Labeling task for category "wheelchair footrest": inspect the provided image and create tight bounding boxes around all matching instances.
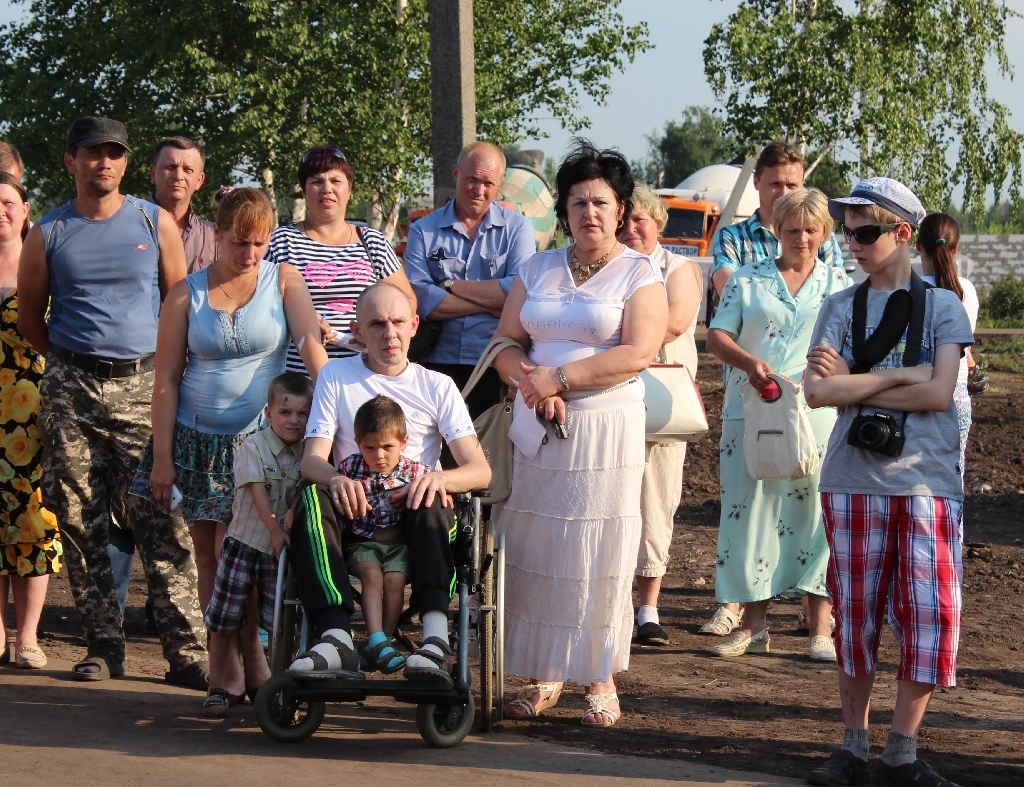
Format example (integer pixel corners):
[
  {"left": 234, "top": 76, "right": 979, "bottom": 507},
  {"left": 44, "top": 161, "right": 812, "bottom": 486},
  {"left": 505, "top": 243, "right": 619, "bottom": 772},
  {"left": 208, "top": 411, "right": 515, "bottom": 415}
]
[{"left": 287, "top": 674, "right": 470, "bottom": 705}]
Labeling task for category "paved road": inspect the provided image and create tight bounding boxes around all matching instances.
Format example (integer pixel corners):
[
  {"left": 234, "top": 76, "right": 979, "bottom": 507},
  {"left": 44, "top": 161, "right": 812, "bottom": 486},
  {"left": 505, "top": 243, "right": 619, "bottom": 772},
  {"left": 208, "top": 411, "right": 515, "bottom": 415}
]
[{"left": 2, "top": 659, "right": 802, "bottom": 786}]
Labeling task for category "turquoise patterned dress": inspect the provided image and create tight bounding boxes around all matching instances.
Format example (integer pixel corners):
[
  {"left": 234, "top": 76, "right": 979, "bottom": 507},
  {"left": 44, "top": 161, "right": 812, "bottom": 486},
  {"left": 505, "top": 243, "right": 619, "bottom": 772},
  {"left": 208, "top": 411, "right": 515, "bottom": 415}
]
[{"left": 709, "top": 258, "right": 851, "bottom": 603}]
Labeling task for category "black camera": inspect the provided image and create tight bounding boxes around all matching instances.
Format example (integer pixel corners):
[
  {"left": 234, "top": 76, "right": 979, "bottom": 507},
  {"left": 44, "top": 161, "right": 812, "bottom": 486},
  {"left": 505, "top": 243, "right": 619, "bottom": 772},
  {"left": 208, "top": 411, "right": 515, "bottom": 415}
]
[{"left": 847, "top": 412, "right": 906, "bottom": 457}]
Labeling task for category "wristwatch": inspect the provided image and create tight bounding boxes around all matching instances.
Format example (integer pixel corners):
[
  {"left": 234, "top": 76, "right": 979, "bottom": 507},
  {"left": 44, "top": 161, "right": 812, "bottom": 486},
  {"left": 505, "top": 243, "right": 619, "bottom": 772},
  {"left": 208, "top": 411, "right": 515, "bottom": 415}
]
[{"left": 443, "top": 278, "right": 455, "bottom": 293}]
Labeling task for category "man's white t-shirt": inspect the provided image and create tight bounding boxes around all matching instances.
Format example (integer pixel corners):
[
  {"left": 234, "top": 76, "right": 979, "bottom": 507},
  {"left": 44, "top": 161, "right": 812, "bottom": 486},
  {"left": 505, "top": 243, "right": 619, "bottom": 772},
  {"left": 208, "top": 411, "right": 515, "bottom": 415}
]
[{"left": 305, "top": 355, "right": 476, "bottom": 467}]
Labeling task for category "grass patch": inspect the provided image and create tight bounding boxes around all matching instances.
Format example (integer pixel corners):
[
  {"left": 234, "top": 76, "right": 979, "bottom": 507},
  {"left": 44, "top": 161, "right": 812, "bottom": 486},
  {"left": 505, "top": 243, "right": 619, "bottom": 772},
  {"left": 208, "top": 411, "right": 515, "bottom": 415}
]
[{"left": 974, "top": 336, "right": 1024, "bottom": 373}]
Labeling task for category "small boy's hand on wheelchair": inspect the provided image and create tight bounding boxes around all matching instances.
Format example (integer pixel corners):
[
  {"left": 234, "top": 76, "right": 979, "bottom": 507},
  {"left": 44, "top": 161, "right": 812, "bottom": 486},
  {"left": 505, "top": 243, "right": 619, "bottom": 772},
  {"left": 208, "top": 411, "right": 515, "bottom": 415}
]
[{"left": 271, "top": 527, "right": 290, "bottom": 559}]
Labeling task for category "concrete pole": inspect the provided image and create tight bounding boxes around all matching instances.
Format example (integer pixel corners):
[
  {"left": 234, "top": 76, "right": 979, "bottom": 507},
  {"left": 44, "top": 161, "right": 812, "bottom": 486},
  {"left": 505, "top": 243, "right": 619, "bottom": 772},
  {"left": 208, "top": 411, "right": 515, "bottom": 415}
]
[{"left": 430, "top": 0, "right": 476, "bottom": 208}]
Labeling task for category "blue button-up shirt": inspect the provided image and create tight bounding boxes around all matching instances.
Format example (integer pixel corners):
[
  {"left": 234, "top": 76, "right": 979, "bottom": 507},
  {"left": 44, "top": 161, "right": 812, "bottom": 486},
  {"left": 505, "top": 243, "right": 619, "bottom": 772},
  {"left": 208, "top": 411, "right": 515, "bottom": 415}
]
[
  {"left": 711, "top": 210, "right": 844, "bottom": 278},
  {"left": 404, "top": 200, "right": 536, "bottom": 365}
]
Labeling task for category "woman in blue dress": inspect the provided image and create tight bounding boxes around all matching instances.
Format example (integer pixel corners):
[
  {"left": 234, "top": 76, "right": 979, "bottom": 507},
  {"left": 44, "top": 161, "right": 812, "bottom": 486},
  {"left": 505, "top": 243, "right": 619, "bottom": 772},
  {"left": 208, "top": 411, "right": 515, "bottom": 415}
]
[
  {"left": 135, "top": 188, "right": 327, "bottom": 697},
  {"left": 706, "top": 188, "right": 850, "bottom": 662}
]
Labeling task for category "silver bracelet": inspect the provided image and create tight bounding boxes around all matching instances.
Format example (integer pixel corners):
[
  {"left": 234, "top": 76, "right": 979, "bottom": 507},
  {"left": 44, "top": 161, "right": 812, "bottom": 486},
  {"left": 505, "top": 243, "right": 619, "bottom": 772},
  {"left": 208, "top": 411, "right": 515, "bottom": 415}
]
[{"left": 556, "top": 366, "right": 570, "bottom": 392}]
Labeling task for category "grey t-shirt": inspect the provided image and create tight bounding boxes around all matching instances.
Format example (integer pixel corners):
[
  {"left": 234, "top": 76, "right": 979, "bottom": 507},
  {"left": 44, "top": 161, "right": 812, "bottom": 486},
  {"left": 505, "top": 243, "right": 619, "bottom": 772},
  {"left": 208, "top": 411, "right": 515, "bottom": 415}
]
[{"left": 809, "top": 282, "right": 974, "bottom": 501}]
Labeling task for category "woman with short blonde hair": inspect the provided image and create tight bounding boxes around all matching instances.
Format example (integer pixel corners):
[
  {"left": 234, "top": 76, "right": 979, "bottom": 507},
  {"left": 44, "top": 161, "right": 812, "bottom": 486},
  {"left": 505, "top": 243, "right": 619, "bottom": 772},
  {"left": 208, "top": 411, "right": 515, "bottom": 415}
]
[{"left": 704, "top": 187, "right": 848, "bottom": 661}]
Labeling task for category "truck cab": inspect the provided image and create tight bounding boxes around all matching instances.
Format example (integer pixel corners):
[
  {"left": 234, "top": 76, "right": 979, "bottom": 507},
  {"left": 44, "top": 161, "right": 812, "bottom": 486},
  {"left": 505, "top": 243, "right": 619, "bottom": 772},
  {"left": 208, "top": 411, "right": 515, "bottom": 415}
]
[{"left": 654, "top": 192, "right": 721, "bottom": 258}]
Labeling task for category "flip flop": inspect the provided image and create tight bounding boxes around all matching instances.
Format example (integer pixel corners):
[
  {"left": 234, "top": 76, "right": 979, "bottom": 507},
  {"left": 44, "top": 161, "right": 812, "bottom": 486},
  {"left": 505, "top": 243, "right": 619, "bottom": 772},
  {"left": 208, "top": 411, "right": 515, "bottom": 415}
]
[{"left": 72, "top": 655, "right": 125, "bottom": 682}]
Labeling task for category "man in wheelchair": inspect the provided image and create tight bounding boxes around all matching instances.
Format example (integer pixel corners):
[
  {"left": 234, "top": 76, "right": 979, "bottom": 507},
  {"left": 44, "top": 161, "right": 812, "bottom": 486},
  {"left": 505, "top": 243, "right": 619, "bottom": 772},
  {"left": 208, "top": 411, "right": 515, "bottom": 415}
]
[{"left": 287, "top": 283, "right": 491, "bottom": 686}]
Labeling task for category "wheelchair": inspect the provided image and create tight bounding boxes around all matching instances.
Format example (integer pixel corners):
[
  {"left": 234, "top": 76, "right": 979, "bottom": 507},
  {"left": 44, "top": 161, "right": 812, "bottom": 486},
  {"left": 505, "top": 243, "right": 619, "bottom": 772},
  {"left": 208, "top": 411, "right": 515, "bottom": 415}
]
[{"left": 254, "top": 490, "right": 507, "bottom": 748}]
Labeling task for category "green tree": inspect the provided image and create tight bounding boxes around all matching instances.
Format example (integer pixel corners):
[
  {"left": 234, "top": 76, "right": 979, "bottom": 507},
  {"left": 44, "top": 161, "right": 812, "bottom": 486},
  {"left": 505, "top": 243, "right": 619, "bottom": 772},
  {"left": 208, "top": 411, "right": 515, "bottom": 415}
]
[
  {"left": 0, "top": 0, "right": 648, "bottom": 221},
  {"left": 703, "top": 0, "right": 1024, "bottom": 218},
  {"left": 634, "top": 106, "right": 738, "bottom": 187}
]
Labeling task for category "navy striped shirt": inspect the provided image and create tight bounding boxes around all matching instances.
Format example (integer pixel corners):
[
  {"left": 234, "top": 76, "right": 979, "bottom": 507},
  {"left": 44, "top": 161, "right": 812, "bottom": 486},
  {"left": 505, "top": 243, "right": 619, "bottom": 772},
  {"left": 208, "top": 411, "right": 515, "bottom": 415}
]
[{"left": 265, "top": 224, "right": 402, "bottom": 374}]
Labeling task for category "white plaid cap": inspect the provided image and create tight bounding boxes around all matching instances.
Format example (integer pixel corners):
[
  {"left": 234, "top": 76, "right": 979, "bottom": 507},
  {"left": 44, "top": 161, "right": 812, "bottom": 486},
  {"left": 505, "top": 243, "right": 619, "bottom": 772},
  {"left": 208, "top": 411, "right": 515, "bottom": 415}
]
[{"left": 828, "top": 177, "right": 926, "bottom": 226}]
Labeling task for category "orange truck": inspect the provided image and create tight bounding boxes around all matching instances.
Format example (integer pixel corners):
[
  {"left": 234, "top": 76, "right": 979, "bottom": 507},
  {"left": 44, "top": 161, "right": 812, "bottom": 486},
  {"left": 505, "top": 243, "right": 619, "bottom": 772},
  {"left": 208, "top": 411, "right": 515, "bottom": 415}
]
[{"left": 653, "top": 191, "right": 722, "bottom": 258}]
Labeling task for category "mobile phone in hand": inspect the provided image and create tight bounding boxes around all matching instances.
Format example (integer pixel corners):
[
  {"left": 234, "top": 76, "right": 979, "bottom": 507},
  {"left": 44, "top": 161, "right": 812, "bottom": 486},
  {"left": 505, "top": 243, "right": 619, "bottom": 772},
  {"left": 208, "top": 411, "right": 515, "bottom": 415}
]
[{"left": 550, "top": 414, "right": 570, "bottom": 439}]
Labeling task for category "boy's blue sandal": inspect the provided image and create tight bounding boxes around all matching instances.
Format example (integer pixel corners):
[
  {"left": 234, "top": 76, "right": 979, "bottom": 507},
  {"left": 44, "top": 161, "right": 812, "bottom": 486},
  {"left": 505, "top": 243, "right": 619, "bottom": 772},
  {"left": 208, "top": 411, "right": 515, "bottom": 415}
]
[{"left": 360, "top": 637, "right": 406, "bottom": 675}]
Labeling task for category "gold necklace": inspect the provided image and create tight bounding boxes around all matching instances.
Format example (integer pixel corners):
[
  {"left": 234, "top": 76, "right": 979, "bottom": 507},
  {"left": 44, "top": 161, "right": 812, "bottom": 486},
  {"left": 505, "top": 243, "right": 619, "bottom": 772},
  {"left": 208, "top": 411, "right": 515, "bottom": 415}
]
[
  {"left": 211, "top": 263, "right": 258, "bottom": 302},
  {"left": 568, "top": 243, "right": 616, "bottom": 282}
]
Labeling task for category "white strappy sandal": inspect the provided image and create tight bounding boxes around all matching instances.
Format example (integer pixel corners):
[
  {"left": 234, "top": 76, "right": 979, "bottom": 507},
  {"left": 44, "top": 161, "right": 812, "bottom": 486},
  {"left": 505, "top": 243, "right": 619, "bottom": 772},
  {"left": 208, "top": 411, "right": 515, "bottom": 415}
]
[
  {"left": 504, "top": 682, "right": 563, "bottom": 718},
  {"left": 699, "top": 606, "right": 743, "bottom": 636},
  {"left": 581, "top": 692, "right": 620, "bottom": 728}
]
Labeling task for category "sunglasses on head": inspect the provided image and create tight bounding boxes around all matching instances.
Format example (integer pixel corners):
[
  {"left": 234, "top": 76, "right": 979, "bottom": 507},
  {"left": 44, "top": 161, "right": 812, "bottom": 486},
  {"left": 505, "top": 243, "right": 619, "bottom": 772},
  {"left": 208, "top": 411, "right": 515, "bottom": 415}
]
[
  {"left": 302, "top": 146, "right": 347, "bottom": 164},
  {"left": 840, "top": 222, "right": 902, "bottom": 245}
]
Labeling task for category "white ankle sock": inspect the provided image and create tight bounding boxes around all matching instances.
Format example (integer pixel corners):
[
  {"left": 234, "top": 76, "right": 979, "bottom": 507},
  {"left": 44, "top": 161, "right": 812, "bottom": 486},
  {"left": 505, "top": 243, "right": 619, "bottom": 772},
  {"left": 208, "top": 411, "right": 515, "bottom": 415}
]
[
  {"left": 406, "top": 610, "right": 449, "bottom": 669},
  {"left": 289, "top": 628, "right": 353, "bottom": 672},
  {"left": 638, "top": 605, "right": 659, "bottom": 627}
]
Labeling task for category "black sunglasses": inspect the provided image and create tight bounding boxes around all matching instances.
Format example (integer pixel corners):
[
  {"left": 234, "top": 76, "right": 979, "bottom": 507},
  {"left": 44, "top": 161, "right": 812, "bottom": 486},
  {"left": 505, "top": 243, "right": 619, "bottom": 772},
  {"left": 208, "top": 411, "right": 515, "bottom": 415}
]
[
  {"left": 302, "top": 146, "right": 347, "bottom": 164},
  {"left": 840, "top": 222, "right": 902, "bottom": 245}
]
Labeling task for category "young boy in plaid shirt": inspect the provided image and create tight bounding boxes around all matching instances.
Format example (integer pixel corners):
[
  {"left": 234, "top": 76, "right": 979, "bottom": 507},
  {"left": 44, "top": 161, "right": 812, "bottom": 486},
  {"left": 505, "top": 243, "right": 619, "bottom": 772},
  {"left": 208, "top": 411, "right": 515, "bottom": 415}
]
[
  {"left": 340, "top": 395, "right": 430, "bottom": 674},
  {"left": 202, "top": 373, "right": 313, "bottom": 716},
  {"left": 803, "top": 179, "right": 973, "bottom": 787}
]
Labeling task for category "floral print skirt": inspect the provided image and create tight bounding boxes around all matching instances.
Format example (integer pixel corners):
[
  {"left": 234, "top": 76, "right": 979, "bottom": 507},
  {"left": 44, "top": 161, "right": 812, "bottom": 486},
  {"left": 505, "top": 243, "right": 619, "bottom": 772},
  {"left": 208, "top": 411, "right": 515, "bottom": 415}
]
[
  {"left": 0, "top": 289, "right": 61, "bottom": 577},
  {"left": 714, "top": 408, "right": 837, "bottom": 604},
  {"left": 131, "top": 422, "right": 257, "bottom": 525}
]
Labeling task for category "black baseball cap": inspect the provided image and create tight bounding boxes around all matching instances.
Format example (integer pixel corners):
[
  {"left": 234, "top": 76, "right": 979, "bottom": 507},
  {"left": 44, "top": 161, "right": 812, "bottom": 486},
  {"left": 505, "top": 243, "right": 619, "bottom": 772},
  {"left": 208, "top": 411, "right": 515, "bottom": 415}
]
[{"left": 66, "top": 117, "right": 131, "bottom": 153}]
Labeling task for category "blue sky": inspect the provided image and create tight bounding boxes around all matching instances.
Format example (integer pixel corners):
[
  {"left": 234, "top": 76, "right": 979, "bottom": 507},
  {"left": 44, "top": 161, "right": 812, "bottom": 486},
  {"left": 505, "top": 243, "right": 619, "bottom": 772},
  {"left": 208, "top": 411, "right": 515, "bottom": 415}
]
[{"left": 3, "top": 0, "right": 1023, "bottom": 191}]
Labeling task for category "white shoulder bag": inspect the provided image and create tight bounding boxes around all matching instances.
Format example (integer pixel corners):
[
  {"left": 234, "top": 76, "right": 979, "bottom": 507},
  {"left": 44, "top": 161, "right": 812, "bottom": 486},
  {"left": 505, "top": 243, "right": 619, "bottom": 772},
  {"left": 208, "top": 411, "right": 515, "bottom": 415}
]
[
  {"left": 639, "top": 364, "right": 708, "bottom": 443},
  {"left": 740, "top": 373, "right": 819, "bottom": 480}
]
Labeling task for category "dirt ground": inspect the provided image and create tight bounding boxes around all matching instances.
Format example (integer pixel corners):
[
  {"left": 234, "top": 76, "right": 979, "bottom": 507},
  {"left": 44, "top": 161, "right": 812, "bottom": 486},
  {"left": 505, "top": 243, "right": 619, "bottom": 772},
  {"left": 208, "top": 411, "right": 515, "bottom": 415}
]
[{"left": 6, "top": 348, "right": 1023, "bottom": 786}]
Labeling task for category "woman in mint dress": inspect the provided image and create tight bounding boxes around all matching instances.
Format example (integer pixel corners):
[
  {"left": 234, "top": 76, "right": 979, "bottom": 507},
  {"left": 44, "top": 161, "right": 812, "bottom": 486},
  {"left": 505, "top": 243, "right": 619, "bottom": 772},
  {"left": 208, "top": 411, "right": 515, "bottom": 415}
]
[{"left": 706, "top": 188, "right": 851, "bottom": 662}]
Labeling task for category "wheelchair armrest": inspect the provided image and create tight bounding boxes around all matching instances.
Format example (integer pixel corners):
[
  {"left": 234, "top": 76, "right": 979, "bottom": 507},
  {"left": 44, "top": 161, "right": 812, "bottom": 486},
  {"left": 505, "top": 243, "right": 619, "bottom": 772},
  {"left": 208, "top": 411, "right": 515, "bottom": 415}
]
[{"left": 470, "top": 489, "right": 490, "bottom": 499}]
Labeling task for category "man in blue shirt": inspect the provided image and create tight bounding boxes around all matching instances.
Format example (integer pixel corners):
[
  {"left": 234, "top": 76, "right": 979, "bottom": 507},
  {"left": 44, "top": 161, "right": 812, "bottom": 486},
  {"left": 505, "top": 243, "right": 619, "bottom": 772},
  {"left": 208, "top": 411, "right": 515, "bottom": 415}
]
[
  {"left": 404, "top": 142, "right": 536, "bottom": 417},
  {"left": 711, "top": 142, "right": 845, "bottom": 298}
]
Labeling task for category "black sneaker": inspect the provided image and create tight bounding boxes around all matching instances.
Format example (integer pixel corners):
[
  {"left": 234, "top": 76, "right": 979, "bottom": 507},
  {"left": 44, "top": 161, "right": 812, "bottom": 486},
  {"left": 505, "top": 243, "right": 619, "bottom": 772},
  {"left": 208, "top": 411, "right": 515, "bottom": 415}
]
[
  {"left": 875, "top": 759, "right": 960, "bottom": 787},
  {"left": 633, "top": 622, "right": 669, "bottom": 645},
  {"left": 807, "top": 749, "right": 872, "bottom": 786}
]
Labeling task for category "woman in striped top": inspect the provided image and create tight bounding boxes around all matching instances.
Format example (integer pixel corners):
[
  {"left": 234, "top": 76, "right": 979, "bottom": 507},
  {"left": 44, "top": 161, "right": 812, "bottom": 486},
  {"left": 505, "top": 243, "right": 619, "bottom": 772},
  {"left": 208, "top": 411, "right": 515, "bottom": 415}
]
[{"left": 266, "top": 146, "right": 417, "bottom": 374}]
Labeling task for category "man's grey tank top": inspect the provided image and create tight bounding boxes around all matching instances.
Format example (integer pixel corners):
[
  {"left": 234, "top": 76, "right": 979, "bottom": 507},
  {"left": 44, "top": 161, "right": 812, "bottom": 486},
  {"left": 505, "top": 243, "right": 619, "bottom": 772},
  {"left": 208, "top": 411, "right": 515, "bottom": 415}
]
[{"left": 38, "top": 195, "right": 162, "bottom": 359}]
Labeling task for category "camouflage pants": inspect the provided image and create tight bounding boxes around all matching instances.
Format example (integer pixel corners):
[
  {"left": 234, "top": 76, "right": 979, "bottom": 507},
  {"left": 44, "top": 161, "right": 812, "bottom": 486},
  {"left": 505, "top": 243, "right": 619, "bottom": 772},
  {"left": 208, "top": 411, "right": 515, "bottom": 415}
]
[{"left": 38, "top": 355, "right": 207, "bottom": 668}]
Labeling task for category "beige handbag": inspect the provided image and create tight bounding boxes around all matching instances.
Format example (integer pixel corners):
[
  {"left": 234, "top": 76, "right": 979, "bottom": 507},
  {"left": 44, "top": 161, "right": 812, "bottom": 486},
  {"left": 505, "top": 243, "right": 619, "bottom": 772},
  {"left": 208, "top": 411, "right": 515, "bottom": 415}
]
[
  {"left": 639, "top": 364, "right": 708, "bottom": 443},
  {"left": 740, "top": 373, "right": 819, "bottom": 481},
  {"left": 460, "top": 336, "right": 524, "bottom": 505}
]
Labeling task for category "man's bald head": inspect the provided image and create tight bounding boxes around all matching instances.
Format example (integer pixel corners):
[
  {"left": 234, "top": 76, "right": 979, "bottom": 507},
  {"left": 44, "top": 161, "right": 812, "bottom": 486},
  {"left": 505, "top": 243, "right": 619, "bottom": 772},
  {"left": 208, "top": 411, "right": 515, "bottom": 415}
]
[
  {"left": 457, "top": 141, "right": 505, "bottom": 172},
  {"left": 355, "top": 282, "right": 414, "bottom": 322},
  {"left": 453, "top": 142, "right": 506, "bottom": 221}
]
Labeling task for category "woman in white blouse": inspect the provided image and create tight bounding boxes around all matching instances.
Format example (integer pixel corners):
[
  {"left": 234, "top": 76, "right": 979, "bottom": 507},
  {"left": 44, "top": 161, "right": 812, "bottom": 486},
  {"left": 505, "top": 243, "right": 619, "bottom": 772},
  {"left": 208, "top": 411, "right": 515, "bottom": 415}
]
[{"left": 490, "top": 140, "right": 667, "bottom": 728}]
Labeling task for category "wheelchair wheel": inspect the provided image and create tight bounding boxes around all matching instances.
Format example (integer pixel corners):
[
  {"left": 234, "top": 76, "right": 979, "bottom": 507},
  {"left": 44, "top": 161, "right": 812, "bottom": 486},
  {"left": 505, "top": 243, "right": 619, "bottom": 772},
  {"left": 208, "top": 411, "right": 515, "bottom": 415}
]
[
  {"left": 255, "top": 672, "right": 326, "bottom": 743},
  {"left": 270, "top": 560, "right": 298, "bottom": 675},
  {"left": 494, "top": 532, "right": 506, "bottom": 722},
  {"left": 478, "top": 520, "right": 495, "bottom": 731},
  {"left": 416, "top": 693, "right": 475, "bottom": 748}
]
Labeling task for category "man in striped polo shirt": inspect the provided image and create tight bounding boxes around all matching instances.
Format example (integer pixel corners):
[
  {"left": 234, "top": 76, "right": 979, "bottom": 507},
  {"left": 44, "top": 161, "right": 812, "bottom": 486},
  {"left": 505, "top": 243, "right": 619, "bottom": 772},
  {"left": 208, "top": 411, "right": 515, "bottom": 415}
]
[{"left": 711, "top": 142, "right": 845, "bottom": 298}]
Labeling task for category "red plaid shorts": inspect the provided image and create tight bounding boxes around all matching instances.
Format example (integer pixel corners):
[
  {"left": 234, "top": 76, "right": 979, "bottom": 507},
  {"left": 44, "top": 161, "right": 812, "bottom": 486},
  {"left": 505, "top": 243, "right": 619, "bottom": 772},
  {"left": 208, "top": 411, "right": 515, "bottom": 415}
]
[{"left": 822, "top": 494, "right": 963, "bottom": 687}]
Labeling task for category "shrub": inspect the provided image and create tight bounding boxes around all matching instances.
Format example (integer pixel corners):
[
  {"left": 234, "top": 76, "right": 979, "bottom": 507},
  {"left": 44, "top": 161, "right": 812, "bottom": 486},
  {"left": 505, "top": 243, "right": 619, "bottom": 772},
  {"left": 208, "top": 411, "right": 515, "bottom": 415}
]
[{"left": 979, "top": 274, "right": 1024, "bottom": 327}]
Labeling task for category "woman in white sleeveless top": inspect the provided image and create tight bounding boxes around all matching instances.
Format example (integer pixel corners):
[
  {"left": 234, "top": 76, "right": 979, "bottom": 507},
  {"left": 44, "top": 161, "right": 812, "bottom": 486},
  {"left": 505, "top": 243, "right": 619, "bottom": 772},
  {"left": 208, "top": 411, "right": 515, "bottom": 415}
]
[
  {"left": 490, "top": 141, "right": 667, "bottom": 727},
  {"left": 617, "top": 186, "right": 703, "bottom": 646}
]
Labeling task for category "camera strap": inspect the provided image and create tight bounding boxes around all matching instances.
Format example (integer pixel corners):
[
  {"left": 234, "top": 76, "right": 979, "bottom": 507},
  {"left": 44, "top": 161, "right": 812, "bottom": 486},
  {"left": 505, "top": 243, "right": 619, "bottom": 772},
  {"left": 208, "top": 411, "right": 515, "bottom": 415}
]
[
  {"left": 851, "top": 270, "right": 931, "bottom": 427},
  {"left": 850, "top": 270, "right": 932, "bottom": 373}
]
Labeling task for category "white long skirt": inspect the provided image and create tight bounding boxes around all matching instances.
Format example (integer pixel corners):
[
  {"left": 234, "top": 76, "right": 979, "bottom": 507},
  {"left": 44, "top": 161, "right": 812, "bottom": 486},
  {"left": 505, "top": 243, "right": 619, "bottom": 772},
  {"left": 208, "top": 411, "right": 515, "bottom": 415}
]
[{"left": 495, "top": 382, "right": 646, "bottom": 685}]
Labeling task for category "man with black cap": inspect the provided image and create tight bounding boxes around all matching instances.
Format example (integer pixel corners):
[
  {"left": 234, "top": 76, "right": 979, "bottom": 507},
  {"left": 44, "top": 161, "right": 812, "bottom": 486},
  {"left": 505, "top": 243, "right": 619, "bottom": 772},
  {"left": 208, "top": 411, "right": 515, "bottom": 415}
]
[{"left": 17, "top": 117, "right": 209, "bottom": 687}]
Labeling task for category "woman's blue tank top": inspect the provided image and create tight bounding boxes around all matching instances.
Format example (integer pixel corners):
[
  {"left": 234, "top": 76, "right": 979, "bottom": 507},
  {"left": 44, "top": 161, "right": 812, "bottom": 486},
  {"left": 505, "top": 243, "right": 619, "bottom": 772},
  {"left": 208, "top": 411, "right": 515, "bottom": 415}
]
[{"left": 176, "top": 260, "right": 289, "bottom": 434}]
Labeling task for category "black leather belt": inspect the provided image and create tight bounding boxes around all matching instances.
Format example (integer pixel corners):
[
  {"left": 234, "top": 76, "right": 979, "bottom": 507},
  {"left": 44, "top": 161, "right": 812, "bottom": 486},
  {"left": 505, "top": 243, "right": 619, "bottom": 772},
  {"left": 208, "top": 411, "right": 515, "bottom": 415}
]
[{"left": 50, "top": 345, "right": 155, "bottom": 379}]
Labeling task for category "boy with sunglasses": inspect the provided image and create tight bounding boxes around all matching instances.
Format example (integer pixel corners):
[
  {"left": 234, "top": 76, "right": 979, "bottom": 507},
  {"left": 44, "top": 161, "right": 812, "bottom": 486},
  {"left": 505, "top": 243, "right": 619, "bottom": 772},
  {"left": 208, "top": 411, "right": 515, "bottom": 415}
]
[{"left": 802, "top": 178, "right": 973, "bottom": 787}]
